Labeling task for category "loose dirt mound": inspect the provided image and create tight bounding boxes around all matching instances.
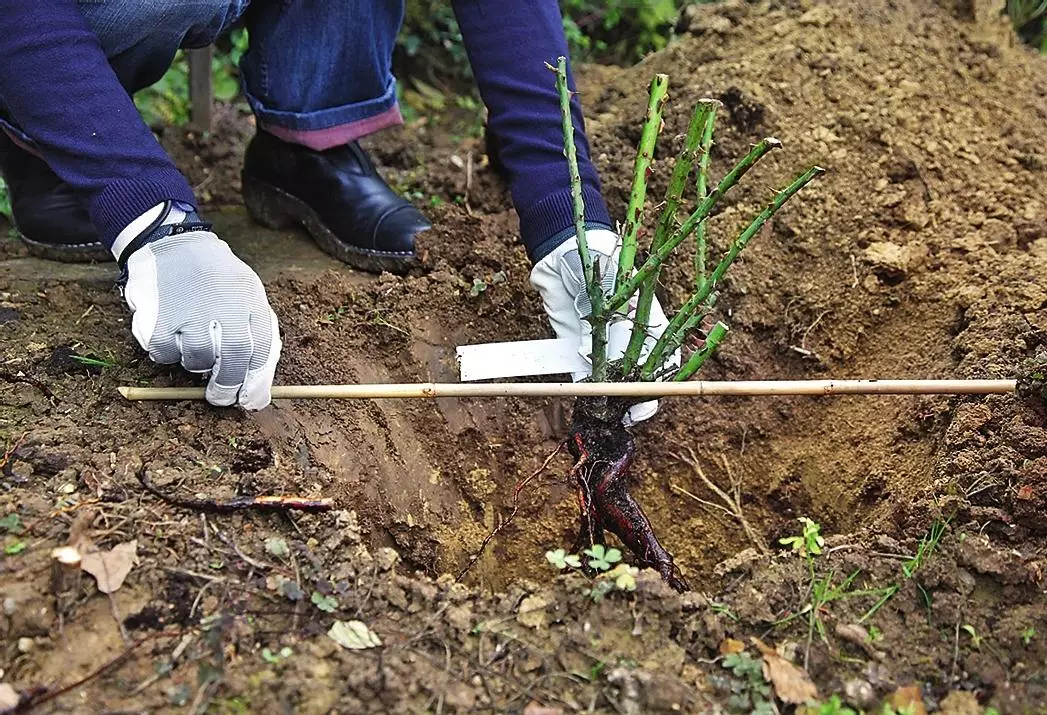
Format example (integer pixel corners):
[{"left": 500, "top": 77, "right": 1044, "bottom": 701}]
[{"left": 2, "top": 0, "right": 1046, "bottom": 711}]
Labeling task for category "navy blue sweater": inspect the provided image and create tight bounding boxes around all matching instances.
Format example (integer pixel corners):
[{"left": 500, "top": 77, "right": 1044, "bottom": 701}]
[{"left": 0, "top": 0, "right": 612, "bottom": 262}]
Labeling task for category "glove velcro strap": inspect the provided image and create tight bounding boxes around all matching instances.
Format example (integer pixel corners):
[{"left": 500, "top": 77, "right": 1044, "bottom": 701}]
[{"left": 117, "top": 205, "right": 214, "bottom": 271}]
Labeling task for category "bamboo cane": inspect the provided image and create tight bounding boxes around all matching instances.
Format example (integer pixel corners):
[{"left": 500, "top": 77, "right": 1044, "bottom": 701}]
[{"left": 118, "top": 379, "right": 1017, "bottom": 402}]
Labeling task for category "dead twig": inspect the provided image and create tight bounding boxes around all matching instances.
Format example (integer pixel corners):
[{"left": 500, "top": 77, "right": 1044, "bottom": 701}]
[
  {"left": 672, "top": 447, "right": 769, "bottom": 555},
  {"left": 1, "top": 431, "right": 28, "bottom": 471},
  {"left": 0, "top": 370, "right": 57, "bottom": 402},
  {"left": 135, "top": 467, "right": 332, "bottom": 513}
]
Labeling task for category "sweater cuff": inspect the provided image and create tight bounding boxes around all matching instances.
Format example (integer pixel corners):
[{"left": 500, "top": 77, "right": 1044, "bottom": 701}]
[
  {"left": 519, "top": 184, "right": 614, "bottom": 264},
  {"left": 89, "top": 167, "right": 197, "bottom": 249}
]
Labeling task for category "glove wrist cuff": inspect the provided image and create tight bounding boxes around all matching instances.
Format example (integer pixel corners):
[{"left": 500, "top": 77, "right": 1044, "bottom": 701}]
[{"left": 116, "top": 201, "right": 212, "bottom": 269}]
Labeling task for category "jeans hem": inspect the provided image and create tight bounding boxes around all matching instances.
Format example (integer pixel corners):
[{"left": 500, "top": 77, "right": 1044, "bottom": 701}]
[
  {"left": 260, "top": 104, "right": 404, "bottom": 151},
  {"left": 245, "top": 76, "right": 400, "bottom": 133}
]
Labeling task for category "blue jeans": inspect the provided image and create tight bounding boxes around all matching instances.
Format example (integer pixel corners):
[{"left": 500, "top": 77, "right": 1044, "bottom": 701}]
[{"left": 78, "top": 0, "right": 405, "bottom": 148}]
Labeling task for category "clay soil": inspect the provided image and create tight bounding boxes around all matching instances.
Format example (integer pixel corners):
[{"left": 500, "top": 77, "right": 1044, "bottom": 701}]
[{"left": 2, "top": 0, "right": 1047, "bottom": 712}]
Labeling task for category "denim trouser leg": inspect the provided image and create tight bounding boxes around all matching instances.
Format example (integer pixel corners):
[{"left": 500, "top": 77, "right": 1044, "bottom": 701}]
[
  {"left": 78, "top": 0, "right": 248, "bottom": 94},
  {"left": 240, "top": 0, "right": 406, "bottom": 151}
]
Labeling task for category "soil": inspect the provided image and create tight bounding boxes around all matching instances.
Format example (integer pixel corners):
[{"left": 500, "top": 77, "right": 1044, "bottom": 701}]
[{"left": 2, "top": 0, "right": 1047, "bottom": 712}]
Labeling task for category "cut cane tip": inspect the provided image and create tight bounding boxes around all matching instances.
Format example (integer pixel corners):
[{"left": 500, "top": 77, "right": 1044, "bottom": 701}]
[{"left": 118, "top": 386, "right": 131, "bottom": 399}]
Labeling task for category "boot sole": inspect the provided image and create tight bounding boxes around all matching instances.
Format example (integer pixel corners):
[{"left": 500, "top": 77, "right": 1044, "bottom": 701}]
[
  {"left": 18, "top": 234, "right": 113, "bottom": 264},
  {"left": 242, "top": 174, "right": 419, "bottom": 276}
]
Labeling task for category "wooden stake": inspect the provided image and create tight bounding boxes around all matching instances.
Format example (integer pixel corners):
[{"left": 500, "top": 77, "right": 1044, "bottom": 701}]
[{"left": 118, "top": 379, "right": 1016, "bottom": 402}]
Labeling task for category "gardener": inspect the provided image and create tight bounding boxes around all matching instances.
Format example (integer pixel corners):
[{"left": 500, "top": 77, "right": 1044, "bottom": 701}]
[{"left": 0, "top": 0, "right": 671, "bottom": 417}]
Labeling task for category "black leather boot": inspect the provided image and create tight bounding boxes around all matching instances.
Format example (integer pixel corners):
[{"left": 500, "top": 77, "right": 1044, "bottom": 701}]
[
  {"left": 0, "top": 132, "right": 110, "bottom": 262},
  {"left": 242, "top": 131, "right": 430, "bottom": 275}
]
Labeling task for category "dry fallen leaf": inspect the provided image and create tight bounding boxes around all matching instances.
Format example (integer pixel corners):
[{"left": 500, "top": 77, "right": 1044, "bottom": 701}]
[
  {"left": 80, "top": 540, "right": 138, "bottom": 594},
  {"left": 328, "top": 620, "right": 382, "bottom": 650},
  {"left": 752, "top": 637, "right": 818, "bottom": 704},
  {"left": 890, "top": 684, "right": 928, "bottom": 715},
  {"left": 719, "top": 638, "right": 746, "bottom": 655}
]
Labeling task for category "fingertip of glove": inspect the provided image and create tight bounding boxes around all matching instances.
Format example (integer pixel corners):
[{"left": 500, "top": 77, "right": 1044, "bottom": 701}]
[
  {"left": 205, "top": 382, "right": 240, "bottom": 407},
  {"left": 623, "top": 399, "right": 659, "bottom": 427}
]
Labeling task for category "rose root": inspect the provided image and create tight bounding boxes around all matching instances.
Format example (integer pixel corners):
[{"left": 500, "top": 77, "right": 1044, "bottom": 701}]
[{"left": 568, "top": 400, "right": 688, "bottom": 592}]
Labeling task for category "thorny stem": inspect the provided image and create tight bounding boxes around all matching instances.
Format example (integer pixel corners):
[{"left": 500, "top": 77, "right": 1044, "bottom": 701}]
[
  {"left": 673, "top": 321, "right": 729, "bottom": 382},
  {"left": 608, "top": 137, "right": 783, "bottom": 315},
  {"left": 615, "top": 73, "right": 670, "bottom": 288},
  {"left": 551, "top": 56, "right": 608, "bottom": 381},
  {"left": 622, "top": 97, "right": 713, "bottom": 375},
  {"left": 694, "top": 100, "right": 718, "bottom": 290},
  {"left": 642, "top": 165, "right": 825, "bottom": 379}
]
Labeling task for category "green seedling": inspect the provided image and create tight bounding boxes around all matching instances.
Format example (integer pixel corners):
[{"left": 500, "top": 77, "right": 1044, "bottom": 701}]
[
  {"left": 780, "top": 516, "right": 825, "bottom": 558},
  {"left": 1021, "top": 625, "right": 1036, "bottom": 646},
  {"left": 545, "top": 546, "right": 638, "bottom": 602},
  {"left": 776, "top": 517, "right": 898, "bottom": 666},
  {"left": 311, "top": 591, "right": 339, "bottom": 613},
  {"left": 264, "top": 537, "right": 289, "bottom": 559},
  {"left": 0, "top": 513, "right": 23, "bottom": 533},
  {"left": 261, "top": 646, "right": 293, "bottom": 665},
  {"left": 962, "top": 624, "right": 984, "bottom": 649},
  {"left": 2, "top": 513, "right": 26, "bottom": 556},
  {"left": 721, "top": 652, "right": 774, "bottom": 714},
  {"left": 70, "top": 353, "right": 117, "bottom": 370},
  {"left": 545, "top": 548, "right": 582, "bottom": 570},
  {"left": 583, "top": 544, "right": 622, "bottom": 571},
  {"left": 710, "top": 601, "right": 740, "bottom": 622},
  {"left": 807, "top": 695, "right": 857, "bottom": 715},
  {"left": 3, "top": 541, "right": 27, "bottom": 556}
]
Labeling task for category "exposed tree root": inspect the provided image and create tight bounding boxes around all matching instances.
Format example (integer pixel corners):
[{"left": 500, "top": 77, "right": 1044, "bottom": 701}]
[
  {"left": 568, "top": 397, "right": 688, "bottom": 592},
  {"left": 457, "top": 398, "right": 688, "bottom": 592},
  {"left": 455, "top": 441, "right": 566, "bottom": 582},
  {"left": 671, "top": 446, "right": 769, "bottom": 556},
  {"left": 136, "top": 467, "right": 333, "bottom": 513}
]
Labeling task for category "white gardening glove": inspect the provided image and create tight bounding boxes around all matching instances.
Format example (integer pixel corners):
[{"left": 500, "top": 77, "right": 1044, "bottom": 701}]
[
  {"left": 530, "top": 229, "right": 680, "bottom": 425},
  {"left": 115, "top": 202, "right": 281, "bottom": 409}
]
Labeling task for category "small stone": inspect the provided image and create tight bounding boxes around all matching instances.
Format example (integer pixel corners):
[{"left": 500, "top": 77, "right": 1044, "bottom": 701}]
[
  {"left": 939, "top": 690, "right": 981, "bottom": 715},
  {"left": 17, "top": 637, "right": 34, "bottom": 653},
  {"left": 376, "top": 547, "right": 399, "bottom": 572},
  {"left": 844, "top": 679, "right": 875, "bottom": 707},
  {"left": 516, "top": 593, "right": 552, "bottom": 629},
  {"left": 3, "top": 598, "right": 16, "bottom": 615}
]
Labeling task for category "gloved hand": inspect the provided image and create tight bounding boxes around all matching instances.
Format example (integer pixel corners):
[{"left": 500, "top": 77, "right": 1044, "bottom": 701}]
[
  {"left": 115, "top": 202, "right": 281, "bottom": 409},
  {"left": 530, "top": 228, "right": 680, "bottom": 425}
]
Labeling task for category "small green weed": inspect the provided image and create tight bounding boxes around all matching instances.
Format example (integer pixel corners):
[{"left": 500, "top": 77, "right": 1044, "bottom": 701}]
[
  {"left": 0, "top": 513, "right": 23, "bottom": 534},
  {"left": 1021, "top": 625, "right": 1036, "bottom": 646},
  {"left": 1008, "top": 0, "right": 1047, "bottom": 50},
  {"left": 806, "top": 695, "right": 857, "bottom": 715},
  {"left": 0, "top": 177, "right": 11, "bottom": 220},
  {"left": 776, "top": 517, "right": 898, "bottom": 666},
  {"left": 720, "top": 651, "right": 774, "bottom": 714},
  {"left": 859, "top": 516, "right": 951, "bottom": 624},
  {"left": 545, "top": 545, "right": 639, "bottom": 602},
  {"left": 261, "top": 646, "right": 293, "bottom": 664},
  {"left": 780, "top": 516, "right": 824, "bottom": 558},
  {"left": 962, "top": 624, "right": 984, "bottom": 649},
  {"left": 464, "top": 271, "right": 507, "bottom": 298},
  {"left": 70, "top": 353, "right": 118, "bottom": 370},
  {"left": 1, "top": 513, "right": 26, "bottom": 556},
  {"left": 310, "top": 591, "right": 339, "bottom": 613}
]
